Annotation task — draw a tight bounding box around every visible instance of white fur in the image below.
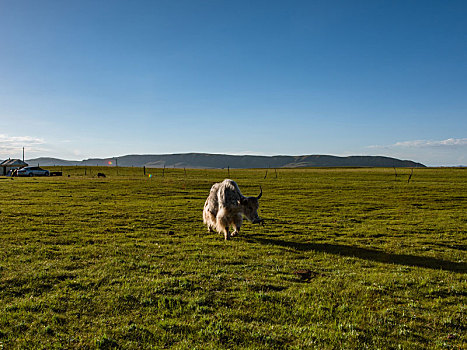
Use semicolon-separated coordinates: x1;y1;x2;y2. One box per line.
203;179;261;240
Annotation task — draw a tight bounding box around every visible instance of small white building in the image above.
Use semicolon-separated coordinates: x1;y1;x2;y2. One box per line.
0;159;28;176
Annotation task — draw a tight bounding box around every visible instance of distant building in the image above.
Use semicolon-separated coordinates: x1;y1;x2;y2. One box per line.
0;159;28;176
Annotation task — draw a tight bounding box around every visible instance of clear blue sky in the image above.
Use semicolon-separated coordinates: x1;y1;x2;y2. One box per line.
0;0;466;166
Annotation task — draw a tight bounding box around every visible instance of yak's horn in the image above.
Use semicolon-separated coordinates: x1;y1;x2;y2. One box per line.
257;186;262;199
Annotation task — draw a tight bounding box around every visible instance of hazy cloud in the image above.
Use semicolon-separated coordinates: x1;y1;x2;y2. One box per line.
367;138;467;166
393;138;467;148
369;138;467;149
0;134;46;158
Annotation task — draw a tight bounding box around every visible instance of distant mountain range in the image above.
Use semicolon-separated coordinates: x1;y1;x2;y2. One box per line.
25;153;426;168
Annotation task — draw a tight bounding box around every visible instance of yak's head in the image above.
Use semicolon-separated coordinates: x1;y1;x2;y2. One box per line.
240;186;263;224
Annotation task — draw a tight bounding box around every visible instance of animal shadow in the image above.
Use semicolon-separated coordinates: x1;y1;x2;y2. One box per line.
245;235;466;274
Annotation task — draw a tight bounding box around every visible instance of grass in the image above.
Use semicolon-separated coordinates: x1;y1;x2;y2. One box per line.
0;167;465;349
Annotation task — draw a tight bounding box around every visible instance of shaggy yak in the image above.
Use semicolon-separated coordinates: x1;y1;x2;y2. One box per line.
203;179;263;240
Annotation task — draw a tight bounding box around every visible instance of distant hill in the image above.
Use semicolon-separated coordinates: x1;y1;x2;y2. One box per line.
25;157;82;166
26;153;426;168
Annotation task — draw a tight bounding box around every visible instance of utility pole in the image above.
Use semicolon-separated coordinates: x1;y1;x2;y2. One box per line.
23;147;25;162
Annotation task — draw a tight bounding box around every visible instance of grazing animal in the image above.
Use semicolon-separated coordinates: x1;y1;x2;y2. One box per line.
97;173;106;178
203;179;263;240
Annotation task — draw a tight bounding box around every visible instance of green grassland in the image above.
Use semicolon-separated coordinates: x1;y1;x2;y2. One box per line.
0;167;465;349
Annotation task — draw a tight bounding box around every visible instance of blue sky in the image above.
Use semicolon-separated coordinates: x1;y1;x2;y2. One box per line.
0;0;466;166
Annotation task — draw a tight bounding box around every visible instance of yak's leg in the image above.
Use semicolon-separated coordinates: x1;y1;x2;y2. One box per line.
204;209;217;233
206;218;216;233
224;227;231;240
216;208;231;240
231;227;239;237
231;214;243;237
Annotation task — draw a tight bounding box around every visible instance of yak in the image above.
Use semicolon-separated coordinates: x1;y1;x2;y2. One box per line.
203;179;263;240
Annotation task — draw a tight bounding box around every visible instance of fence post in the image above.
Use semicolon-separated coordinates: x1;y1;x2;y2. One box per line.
407;168;414;184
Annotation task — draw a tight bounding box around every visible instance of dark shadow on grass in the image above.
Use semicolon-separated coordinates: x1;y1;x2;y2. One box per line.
245;235;467;274
433;243;467;252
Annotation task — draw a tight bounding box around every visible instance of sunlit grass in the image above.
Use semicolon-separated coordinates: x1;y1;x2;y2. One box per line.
0;167;465;349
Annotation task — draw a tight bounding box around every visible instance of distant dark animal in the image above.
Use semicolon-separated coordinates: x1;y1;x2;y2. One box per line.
203;179;263;240
97;173;106;178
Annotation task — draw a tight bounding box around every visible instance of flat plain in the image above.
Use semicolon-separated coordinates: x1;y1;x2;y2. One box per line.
0;167;466;349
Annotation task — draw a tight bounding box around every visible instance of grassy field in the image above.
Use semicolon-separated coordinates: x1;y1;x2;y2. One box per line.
0;167;465;349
